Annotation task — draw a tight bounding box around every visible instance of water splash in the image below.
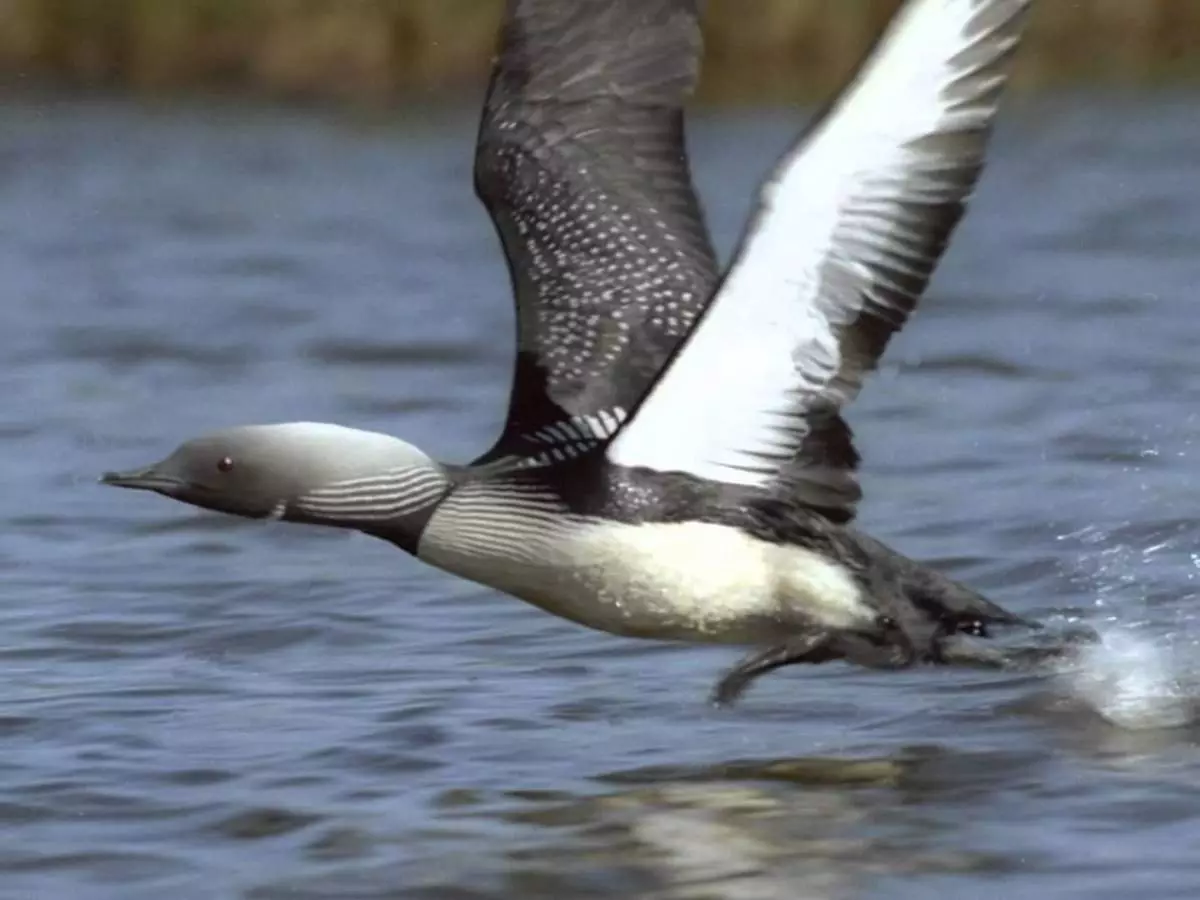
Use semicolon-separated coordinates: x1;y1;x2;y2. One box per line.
1058;624;1196;730
1052;522;1200;730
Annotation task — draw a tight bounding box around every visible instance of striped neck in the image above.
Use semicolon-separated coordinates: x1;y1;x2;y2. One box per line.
290;460;456;554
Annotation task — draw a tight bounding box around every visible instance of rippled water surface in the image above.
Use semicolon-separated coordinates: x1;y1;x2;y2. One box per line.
4;90;1200;899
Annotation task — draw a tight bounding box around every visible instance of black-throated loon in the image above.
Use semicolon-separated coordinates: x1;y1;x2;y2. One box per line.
103;0;1051;705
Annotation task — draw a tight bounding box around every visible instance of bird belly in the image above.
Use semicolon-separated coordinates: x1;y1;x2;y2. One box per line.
418;512;875;643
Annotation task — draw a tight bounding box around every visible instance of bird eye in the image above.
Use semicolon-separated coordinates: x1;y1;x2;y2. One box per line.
216;456;235;473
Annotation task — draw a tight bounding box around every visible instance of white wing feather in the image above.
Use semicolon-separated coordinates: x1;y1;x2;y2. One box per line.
608;0;1031;491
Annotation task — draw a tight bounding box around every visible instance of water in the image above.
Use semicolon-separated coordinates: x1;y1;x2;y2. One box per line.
4;89;1200;899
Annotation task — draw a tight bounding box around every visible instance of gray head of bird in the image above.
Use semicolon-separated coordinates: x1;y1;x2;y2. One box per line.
101;422;453;542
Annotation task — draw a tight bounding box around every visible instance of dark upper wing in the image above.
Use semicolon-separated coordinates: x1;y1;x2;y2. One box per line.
607;0;1032;523
471;0;719;467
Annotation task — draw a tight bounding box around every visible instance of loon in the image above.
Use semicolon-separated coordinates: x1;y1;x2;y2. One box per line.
102;0;1046;705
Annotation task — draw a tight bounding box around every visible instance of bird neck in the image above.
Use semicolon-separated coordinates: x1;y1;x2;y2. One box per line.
290;457;458;555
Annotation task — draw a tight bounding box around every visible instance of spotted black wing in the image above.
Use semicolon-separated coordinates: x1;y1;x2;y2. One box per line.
472;0;719;467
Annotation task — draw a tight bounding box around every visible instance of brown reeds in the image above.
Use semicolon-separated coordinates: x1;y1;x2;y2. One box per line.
0;0;1196;103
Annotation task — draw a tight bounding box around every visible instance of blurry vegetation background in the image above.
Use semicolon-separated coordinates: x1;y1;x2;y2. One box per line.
0;0;1196;104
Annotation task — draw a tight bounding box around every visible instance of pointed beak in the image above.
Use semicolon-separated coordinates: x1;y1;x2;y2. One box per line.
99;464;184;493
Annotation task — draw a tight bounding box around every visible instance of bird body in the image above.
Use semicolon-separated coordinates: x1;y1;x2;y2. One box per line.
103;0;1050;704
419;482;873;645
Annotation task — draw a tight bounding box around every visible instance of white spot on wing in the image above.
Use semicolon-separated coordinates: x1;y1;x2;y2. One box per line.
512;406;629;470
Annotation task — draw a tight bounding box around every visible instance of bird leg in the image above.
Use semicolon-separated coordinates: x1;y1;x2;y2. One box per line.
711;632;836;707
834;629;919;669
713;620;1102;706
711;625;917;707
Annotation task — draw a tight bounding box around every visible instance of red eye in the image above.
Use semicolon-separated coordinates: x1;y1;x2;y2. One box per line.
216;456;235;473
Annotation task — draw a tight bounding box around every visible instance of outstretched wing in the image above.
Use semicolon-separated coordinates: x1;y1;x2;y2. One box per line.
608;0;1032;523
472;0;719;467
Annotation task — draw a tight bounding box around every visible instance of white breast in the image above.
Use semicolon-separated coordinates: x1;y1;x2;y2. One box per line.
418;488;873;643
